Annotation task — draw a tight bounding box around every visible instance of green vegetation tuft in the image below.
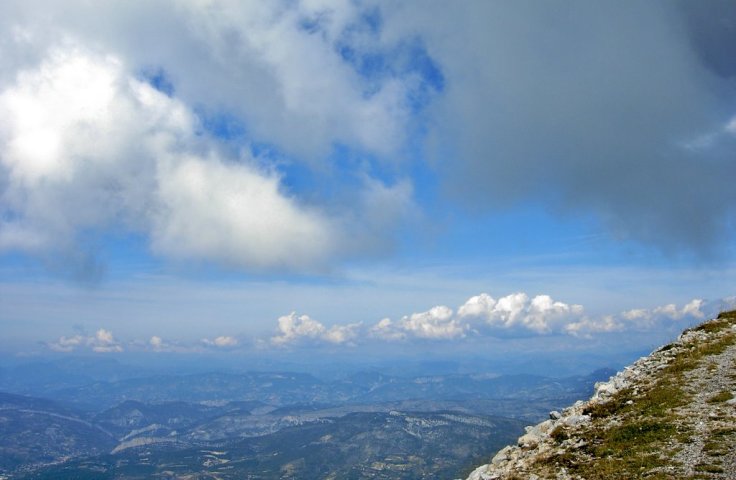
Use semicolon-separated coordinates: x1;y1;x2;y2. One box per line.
703;441;729;457
695;463;724;473
594;421;676;456
549;425;568;443
707;390;733;404
583;388;633;419
541;450;576;468
709;426;736;439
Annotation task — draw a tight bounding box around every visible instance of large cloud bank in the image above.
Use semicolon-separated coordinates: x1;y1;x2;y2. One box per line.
387;1;736;253
1;0;735;274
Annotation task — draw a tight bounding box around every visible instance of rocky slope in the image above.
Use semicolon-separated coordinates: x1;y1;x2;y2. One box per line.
467;310;736;480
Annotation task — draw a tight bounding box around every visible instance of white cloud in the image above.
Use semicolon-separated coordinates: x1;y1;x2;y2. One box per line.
564;315;624;337
272;312;325;345
0;43;335;271
567;298;709;337
48;334;84;353
42;295;733;352
369;318;405;341
322;323;361;345
621;308;648;321
202;335;239;348
456;293;496;318
726;116;736;135
149;335;164;349
0;0;733;278
177;0;410;158
682;298;706;318
271;312;360;346
457;292;584;334
270;293;730;345
91;328;123;352
152;154;334;270
372;305;466;340
618;299;705;329
48;328;123;353
0;1;415;160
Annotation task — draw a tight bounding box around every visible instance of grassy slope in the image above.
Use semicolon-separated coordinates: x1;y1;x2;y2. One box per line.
531;310;736;480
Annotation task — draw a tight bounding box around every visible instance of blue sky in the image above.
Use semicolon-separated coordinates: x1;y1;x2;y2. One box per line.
0;1;735;360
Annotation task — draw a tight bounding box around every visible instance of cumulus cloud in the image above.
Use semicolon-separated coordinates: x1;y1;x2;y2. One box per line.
0;1;419;159
271;312;360;346
457;293;584;335
565;298;709;337
0;43;334;271
152;154;334;270
91;329;124;352
48;328;123;353
270;293;730;345
616;299;705;326
371;305;466;340
149;335;164;350
368;318;405;342
0;0;442;275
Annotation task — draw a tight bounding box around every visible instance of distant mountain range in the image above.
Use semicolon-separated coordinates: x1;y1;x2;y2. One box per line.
0;363;613;479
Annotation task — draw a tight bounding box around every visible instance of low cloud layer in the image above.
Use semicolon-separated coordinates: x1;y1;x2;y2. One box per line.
41;294;735;353
48;328;123;353
269;293;736;346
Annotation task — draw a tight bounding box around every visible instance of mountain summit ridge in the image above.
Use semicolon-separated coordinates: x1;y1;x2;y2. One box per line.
467;310;736;480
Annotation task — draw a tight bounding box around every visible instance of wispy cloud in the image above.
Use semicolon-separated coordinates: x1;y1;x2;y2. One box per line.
202;336;239;348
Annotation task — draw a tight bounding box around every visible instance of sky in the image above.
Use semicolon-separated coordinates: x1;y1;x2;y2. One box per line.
0;0;735;364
